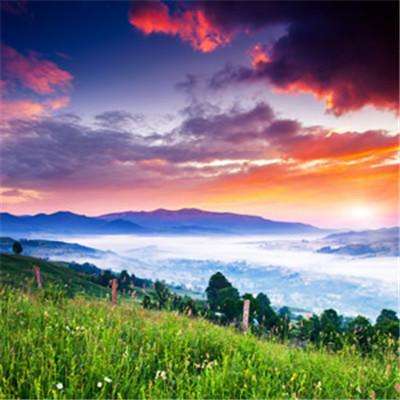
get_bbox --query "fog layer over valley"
[41,233,397,320]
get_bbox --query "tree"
[375,309,399,339]
[255,293,278,331]
[118,270,132,292]
[154,281,171,309]
[347,315,374,353]
[12,241,23,255]
[97,270,115,287]
[206,272,233,311]
[142,294,152,309]
[320,309,343,350]
[205,272,243,323]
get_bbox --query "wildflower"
[55,383,63,390]
[97,382,103,388]
[155,370,167,381]
[104,377,112,383]
[290,373,298,382]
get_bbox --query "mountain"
[0,209,322,235]
[318,227,399,256]
[0,211,147,235]
[100,208,322,234]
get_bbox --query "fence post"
[111,278,118,305]
[33,265,42,289]
[242,299,250,332]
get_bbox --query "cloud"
[213,1,398,115]
[1,102,398,194]
[2,101,398,224]
[1,45,73,124]
[0,187,42,204]
[0,99,46,121]
[0,97,70,124]
[130,1,398,115]
[1,45,73,95]
[95,110,144,129]
[128,1,232,53]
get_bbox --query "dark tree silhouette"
[12,241,23,255]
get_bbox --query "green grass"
[0,288,398,399]
[0,253,108,298]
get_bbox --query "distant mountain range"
[318,227,399,257]
[0,208,322,235]
[0,211,146,235]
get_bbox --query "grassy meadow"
[0,253,108,298]
[0,285,399,399]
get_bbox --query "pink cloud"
[129,1,233,53]
[2,45,73,95]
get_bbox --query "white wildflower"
[155,370,167,381]
[104,377,112,383]
[97,382,103,388]
[55,383,63,390]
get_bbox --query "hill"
[0,253,107,297]
[0,211,146,235]
[0,287,397,398]
[0,237,108,259]
[100,208,322,234]
[318,227,399,256]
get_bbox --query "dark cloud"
[211,1,398,115]
[130,1,399,115]
[94,110,145,129]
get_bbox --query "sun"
[348,204,376,220]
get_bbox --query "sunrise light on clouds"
[0,0,398,229]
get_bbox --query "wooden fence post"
[242,299,250,332]
[33,265,42,289]
[111,278,118,305]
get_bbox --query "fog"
[58,234,398,319]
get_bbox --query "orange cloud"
[268,128,399,161]
[250,44,270,69]
[2,45,73,95]
[48,96,70,110]
[0,96,70,123]
[0,99,46,121]
[129,2,232,53]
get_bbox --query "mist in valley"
[47,233,398,320]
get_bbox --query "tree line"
[94,268,399,355]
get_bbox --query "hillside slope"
[0,253,107,297]
[1,290,398,399]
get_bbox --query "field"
[0,286,398,399]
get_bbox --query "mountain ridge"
[0,208,323,235]
[99,207,322,234]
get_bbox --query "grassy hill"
[0,253,398,398]
[0,289,398,399]
[0,253,108,298]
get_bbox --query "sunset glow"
[0,1,398,229]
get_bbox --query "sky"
[0,0,399,229]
